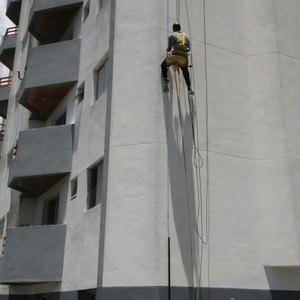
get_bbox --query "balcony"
[18,39,80,120]
[0,27,18,71]
[0,225,66,284]
[6,0,21,25]
[8,124,74,197]
[28,0,83,44]
[0,76,12,118]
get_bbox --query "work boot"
[188,88,195,96]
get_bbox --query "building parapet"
[8,124,74,196]
[0,224,66,284]
[0,27,18,71]
[18,39,80,120]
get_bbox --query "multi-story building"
[0,0,299,299]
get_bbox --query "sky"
[0,0,14,76]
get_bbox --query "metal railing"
[0,76,12,87]
[4,27,18,37]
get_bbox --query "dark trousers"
[161,57,191,89]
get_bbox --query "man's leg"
[180,66,191,90]
[161,58,169,80]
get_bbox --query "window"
[70,177,78,200]
[83,0,90,21]
[78,83,85,103]
[35,295,50,300]
[87,161,104,209]
[55,111,66,125]
[35,295,49,300]
[7,143,17,167]
[78,289,96,300]
[42,197,59,225]
[0,216,5,257]
[94,60,108,101]
[98,0,103,12]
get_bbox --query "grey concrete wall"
[20,38,80,91]
[0,87,9,102]
[8,124,74,184]
[1,0,300,297]
[60,0,110,292]
[0,34,16,54]
[0,225,66,283]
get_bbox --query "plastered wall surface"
[0,0,300,297]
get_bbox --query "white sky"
[0,0,14,76]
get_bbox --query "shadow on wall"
[162,75,199,298]
[265,266,300,300]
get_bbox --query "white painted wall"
[0,0,300,295]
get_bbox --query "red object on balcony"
[4,27,18,37]
[0,76,12,87]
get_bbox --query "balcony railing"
[0,76,12,87]
[4,27,18,37]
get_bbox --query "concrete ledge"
[3,287,300,300]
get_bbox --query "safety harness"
[172,32,189,57]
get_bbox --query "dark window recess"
[71,177,78,200]
[78,289,96,300]
[88,161,103,209]
[95,60,107,101]
[78,84,85,103]
[34,295,50,300]
[55,112,66,125]
[42,197,59,225]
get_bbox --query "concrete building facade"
[0,0,299,299]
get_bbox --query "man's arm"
[167,35,174,52]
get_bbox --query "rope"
[174,70,196,300]
[176,0,180,23]
[166,2,171,300]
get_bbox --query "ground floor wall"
[1,286,300,300]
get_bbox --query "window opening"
[42,197,59,225]
[78,84,85,103]
[55,111,67,125]
[83,0,91,21]
[94,60,108,101]
[7,143,18,167]
[78,289,96,300]
[87,161,104,209]
[71,177,78,200]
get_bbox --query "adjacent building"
[0,0,300,299]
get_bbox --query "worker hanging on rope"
[161,23,194,96]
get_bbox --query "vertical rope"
[174,70,196,300]
[176,0,180,23]
[166,2,171,300]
